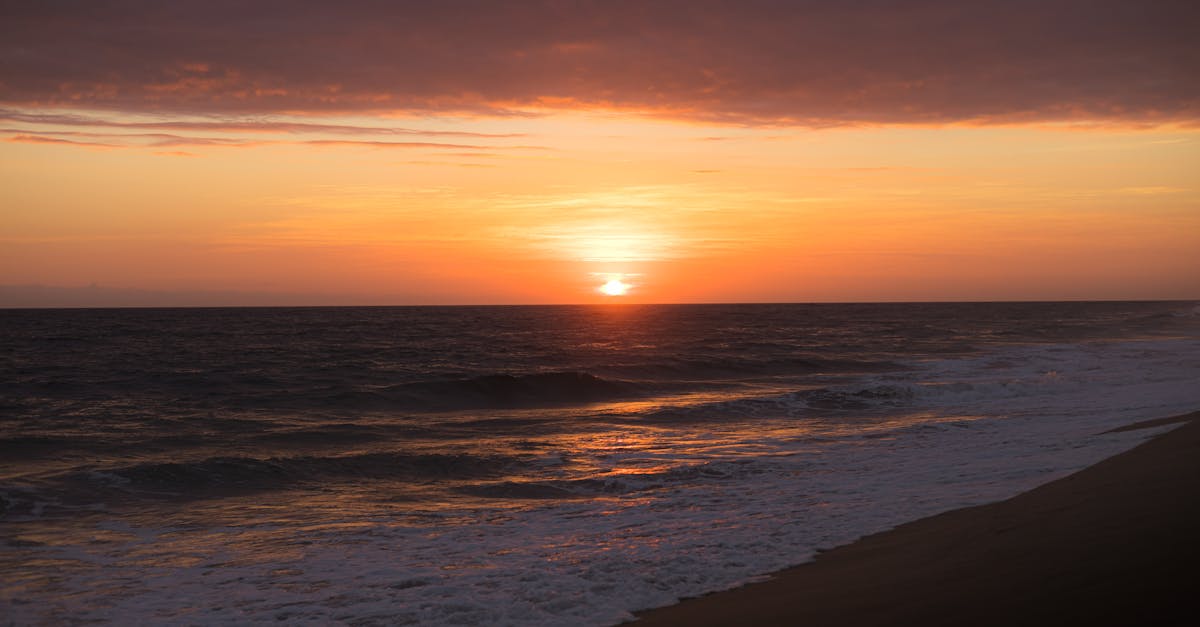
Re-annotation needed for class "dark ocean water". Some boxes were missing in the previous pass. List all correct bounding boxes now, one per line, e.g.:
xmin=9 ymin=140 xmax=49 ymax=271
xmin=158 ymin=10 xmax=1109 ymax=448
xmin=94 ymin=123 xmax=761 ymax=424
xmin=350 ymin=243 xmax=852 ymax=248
xmin=2 ymin=302 xmax=1198 ymax=625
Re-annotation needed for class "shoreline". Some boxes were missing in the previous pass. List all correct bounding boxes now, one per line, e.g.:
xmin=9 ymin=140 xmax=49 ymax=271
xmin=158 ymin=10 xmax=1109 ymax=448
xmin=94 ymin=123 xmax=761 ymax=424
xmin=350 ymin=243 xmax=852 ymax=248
xmin=632 ymin=410 xmax=1200 ymax=626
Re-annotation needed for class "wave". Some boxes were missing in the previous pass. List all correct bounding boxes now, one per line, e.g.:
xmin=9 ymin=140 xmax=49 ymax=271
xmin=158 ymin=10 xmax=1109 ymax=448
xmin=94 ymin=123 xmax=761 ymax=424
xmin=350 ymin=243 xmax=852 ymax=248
xmin=238 ymin=363 xmax=899 ymax=413
xmin=646 ymin=376 xmax=1061 ymax=419
xmin=0 ymin=435 xmax=69 ymax=458
xmin=249 ymin=423 xmax=398 ymax=446
xmin=104 ymin=451 xmax=515 ymax=492
xmin=381 ymin=369 xmax=648 ymax=410
xmin=603 ymin=356 xmax=901 ymax=381
xmin=4 ymin=357 xmax=900 ymax=414
xmin=623 ymin=382 xmax=940 ymax=422
xmin=171 ymin=370 xmax=650 ymax=414
xmin=0 ymin=451 xmax=521 ymax=517
xmin=797 ymin=384 xmax=918 ymax=410
xmin=455 ymin=460 xmax=763 ymax=500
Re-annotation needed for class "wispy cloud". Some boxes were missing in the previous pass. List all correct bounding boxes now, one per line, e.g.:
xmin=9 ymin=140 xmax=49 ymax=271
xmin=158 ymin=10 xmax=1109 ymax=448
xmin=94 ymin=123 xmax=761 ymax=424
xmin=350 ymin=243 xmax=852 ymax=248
xmin=1115 ymin=186 xmax=1189 ymax=195
xmin=0 ymin=128 xmax=531 ymax=152
xmin=5 ymin=134 xmax=116 ymax=148
xmin=0 ymin=108 xmax=525 ymax=138
xmin=0 ymin=106 xmax=548 ymax=153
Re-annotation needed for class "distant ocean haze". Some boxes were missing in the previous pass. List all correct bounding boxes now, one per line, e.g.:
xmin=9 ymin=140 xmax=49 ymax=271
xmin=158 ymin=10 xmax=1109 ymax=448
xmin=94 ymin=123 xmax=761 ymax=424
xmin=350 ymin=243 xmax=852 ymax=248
xmin=2 ymin=302 xmax=1198 ymax=624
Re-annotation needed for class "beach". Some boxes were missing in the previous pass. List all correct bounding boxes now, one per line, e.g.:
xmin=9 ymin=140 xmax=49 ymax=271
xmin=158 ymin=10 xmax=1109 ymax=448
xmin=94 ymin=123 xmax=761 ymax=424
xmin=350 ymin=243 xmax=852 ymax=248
xmin=634 ymin=411 xmax=1200 ymax=626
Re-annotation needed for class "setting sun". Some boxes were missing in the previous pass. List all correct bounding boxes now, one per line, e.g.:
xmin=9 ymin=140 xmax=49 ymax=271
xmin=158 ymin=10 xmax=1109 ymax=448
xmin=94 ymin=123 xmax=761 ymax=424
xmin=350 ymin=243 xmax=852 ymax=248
xmin=598 ymin=279 xmax=631 ymax=296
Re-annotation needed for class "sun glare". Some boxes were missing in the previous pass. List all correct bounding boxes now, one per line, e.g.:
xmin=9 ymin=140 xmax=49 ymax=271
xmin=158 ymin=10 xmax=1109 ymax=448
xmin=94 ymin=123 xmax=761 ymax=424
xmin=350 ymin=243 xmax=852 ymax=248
xmin=599 ymin=279 xmax=631 ymax=296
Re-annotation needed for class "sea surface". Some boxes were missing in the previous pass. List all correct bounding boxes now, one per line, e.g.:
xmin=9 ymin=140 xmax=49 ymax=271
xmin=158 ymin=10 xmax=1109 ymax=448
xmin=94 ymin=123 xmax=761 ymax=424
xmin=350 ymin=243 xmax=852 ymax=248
xmin=2 ymin=302 xmax=1199 ymax=625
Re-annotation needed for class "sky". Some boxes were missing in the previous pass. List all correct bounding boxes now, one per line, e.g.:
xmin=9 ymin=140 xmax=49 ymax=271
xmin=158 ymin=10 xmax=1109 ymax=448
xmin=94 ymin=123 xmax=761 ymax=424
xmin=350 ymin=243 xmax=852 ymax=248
xmin=2 ymin=0 xmax=1198 ymax=306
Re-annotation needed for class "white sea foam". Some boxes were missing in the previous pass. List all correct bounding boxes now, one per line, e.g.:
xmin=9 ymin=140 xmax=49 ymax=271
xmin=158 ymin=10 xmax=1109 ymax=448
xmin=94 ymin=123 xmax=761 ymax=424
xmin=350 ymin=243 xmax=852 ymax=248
xmin=4 ymin=337 xmax=1199 ymax=625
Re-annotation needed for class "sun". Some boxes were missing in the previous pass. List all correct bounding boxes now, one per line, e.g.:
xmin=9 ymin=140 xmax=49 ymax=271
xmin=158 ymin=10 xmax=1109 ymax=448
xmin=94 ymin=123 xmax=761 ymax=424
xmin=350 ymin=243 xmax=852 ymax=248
xmin=598 ymin=278 xmax=631 ymax=296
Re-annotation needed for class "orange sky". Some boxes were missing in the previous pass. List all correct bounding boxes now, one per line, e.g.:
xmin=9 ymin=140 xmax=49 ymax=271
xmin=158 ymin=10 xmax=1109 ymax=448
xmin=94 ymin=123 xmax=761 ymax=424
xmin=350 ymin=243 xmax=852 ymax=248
xmin=2 ymin=2 xmax=1197 ymax=305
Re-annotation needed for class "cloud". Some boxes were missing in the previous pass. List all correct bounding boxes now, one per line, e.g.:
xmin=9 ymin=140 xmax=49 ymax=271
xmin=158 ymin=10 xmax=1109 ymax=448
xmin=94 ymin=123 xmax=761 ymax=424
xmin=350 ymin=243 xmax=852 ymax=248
xmin=0 ymin=129 xmax=506 ymax=151
xmin=300 ymin=139 xmax=489 ymax=150
xmin=0 ymin=108 xmax=544 ymax=152
xmin=5 ymin=134 xmax=116 ymax=148
xmin=0 ymin=108 xmax=524 ymax=138
xmin=0 ymin=1 xmax=1195 ymax=126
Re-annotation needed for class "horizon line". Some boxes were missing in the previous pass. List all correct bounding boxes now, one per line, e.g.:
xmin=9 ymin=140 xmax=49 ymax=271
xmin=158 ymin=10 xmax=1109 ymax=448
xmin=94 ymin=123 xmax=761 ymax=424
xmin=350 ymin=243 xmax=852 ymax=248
xmin=3 ymin=298 xmax=1197 ymax=311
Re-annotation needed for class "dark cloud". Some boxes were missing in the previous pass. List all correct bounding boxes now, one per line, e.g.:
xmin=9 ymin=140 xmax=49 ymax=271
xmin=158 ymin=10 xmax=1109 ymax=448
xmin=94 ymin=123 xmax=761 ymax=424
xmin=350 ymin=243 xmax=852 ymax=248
xmin=1 ymin=0 xmax=1196 ymax=125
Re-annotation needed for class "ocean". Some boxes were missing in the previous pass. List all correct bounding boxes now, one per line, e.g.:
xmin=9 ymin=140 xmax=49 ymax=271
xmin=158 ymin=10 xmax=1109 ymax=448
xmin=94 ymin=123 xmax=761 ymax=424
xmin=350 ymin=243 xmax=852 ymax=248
xmin=2 ymin=301 xmax=1198 ymax=625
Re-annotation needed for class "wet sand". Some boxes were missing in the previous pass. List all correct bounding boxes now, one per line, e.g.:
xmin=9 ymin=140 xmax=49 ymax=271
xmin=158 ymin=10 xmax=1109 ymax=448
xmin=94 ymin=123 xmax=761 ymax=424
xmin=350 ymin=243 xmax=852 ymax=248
xmin=634 ymin=411 xmax=1200 ymax=627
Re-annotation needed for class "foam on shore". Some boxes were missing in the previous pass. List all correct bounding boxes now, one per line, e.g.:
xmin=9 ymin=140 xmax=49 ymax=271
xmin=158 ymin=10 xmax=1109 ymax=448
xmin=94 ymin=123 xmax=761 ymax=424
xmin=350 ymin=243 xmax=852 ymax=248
xmin=635 ymin=411 xmax=1200 ymax=626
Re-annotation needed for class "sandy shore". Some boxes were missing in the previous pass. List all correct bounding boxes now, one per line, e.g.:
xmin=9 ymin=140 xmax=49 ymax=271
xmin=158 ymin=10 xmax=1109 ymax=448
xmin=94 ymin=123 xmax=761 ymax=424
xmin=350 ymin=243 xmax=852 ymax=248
xmin=633 ymin=411 xmax=1200 ymax=627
